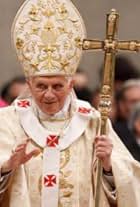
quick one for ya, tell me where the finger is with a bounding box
[14,143,26,149]
[95,136,107,143]
[95,144,112,150]
[95,141,113,149]
[95,148,112,158]
[96,150,112,157]
[95,146,109,153]
[96,152,106,159]
[17,139,30,146]
[95,141,108,148]
[95,138,111,145]
[25,149,41,161]
[14,144,27,152]
[14,140,31,154]
[95,137,112,145]
[33,149,42,157]
[13,139,29,150]
[25,138,31,143]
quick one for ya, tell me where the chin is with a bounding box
[43,107,58,115]
[41,103,61,115]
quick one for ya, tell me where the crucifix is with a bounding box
[80,9,140,207]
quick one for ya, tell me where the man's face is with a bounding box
[119,86,140,120]
[28,76,73,115]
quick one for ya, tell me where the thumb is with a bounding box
[32,148,42,157]
[26,149,41,160]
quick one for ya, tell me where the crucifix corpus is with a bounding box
[79,9,140,207]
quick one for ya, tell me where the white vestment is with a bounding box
[0,97,140,207]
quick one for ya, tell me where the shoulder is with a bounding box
[75,99,100,120]
[0,105,19,123]
[0,105,25,138]
[0,105,16,115]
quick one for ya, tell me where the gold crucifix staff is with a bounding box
[80,8,140,207]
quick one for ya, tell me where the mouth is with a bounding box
[44,101,56,105]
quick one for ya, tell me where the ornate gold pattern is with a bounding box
[16,38,24,49]
[12,0,86,77]
[59,149,74,206]
[60,149,70,169]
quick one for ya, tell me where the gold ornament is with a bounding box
[12,0,86,77]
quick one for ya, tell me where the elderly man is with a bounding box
[0,0,140,207]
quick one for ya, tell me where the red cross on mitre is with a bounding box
[46,135,59,147]
[44,174,56,187]
[78,107,91,114]
[17,100,30,108]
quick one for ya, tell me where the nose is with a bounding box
[44,87,55,98]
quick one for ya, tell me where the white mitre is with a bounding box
[12,0,86,77]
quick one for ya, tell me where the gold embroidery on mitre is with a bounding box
[12,0,86,76]
[29,5,40,21]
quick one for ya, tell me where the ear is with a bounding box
[69,79,74,89]
[26,78,32,89]
[134,119,140,134]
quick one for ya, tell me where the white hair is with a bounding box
[122,79,140,91]
[26,75,74,86]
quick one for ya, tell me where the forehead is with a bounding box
[29,76,68,84]
[125,86,140,95]
[123,86,140,101]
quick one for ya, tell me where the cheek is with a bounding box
[57,91,68,102]
[32,92,43,102]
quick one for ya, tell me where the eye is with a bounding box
[53,84,64,91]
[36,83,47,91]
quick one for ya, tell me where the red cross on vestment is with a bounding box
[46,135,59,147]
[78,107,91,114]
[44,175,56,187]
[17,100,30,108]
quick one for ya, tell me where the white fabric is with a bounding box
[1,103,140,206]
[14,97,92,207]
